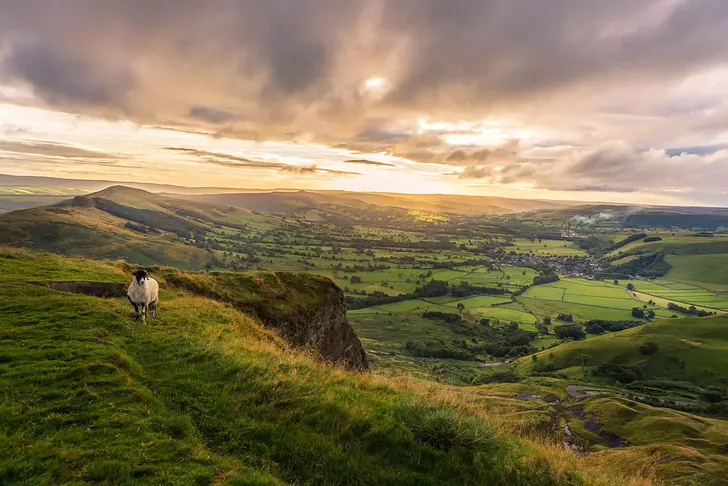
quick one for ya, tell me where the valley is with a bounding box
[3,178,728,484]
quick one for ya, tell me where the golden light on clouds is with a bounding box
[2,1,728,205]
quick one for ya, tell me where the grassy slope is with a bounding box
[0,186,274,270]
[0,248,601,486]
[608,233,728,288]
[521,315,728,387]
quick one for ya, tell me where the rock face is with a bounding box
[162,270,369,371]
[260,281,368,370]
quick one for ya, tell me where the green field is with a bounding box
[511,238,587,256]
[666,254,728,289]
[622,278,728,311]
[517,278,669,322]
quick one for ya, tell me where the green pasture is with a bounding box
[510,238,586,256]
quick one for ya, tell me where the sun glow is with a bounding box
[363,77,387,89]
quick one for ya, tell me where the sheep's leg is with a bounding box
[150,299,157,320]
[127,296,140,319]
[141,304,147,324]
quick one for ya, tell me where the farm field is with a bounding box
[623,278,728,310]
[510,237,586,256]
[608,233,728,257]
[516,278,669,322]
[666,254,728,289]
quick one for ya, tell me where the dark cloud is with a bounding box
[6,41,134,107]
[2,1,727,144]
[445,140,520,166]
[343,159,396,167]
[188,107,236,124]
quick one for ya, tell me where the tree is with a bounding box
[626,283,634,291]
[631,307,646,319]
[456,303,465,314]
[554,324,586,340]
[639,342,659,355]
[579,354,592,370]
[350,275,362,284]
[647,310,656,319]
[543,317,552,325]
[613,280,619,285]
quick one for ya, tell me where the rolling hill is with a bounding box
[172,189,583,216]
[522,314,728,388]
[0,186,274,269]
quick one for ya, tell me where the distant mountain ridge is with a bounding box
[0,173,588,214]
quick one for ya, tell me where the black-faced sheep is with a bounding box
[127,269,159,323]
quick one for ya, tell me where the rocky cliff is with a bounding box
[161,270,368,370]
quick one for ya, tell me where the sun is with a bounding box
[363,77,387,90]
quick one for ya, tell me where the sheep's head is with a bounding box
[132,269,148,285]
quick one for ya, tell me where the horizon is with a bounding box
[2,2,728,206]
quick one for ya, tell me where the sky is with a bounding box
[1,0,728,205]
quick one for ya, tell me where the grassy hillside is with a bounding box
[0,195,69,213]
[0,186,274,270]
[1,248,622,486]
[521,315,728,388]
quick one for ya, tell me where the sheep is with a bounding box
[127,269,159,323]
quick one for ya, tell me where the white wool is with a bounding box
[127,277,159,305]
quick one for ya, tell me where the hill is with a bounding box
[1,172,588,215]
[0,173,273,196]
[0,186,274,269]
[0,248,612,485]
[513,315,728,481]
[522,315,728,388]
[172,189,581,217]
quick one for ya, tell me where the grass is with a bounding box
[517,279,666,322]
[578,396,728,483]
[0,248,599,485]
[520,314,728,388]
[666,254,728,289]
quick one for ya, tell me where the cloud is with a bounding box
[2,1,728,202]
[165,146,359,176]
[1,124,35,136]
[458,166,493,179]
[445,139,520,166]
[188,107,236,124]
[279,165,360,176]
[5,41,134,107]
[0,139,125,160]
[1,1,727,145]
[343,159,396,167]
[455,140,728,201]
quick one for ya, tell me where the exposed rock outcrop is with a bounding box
[259,279,368,370]
[162,270,369,370]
